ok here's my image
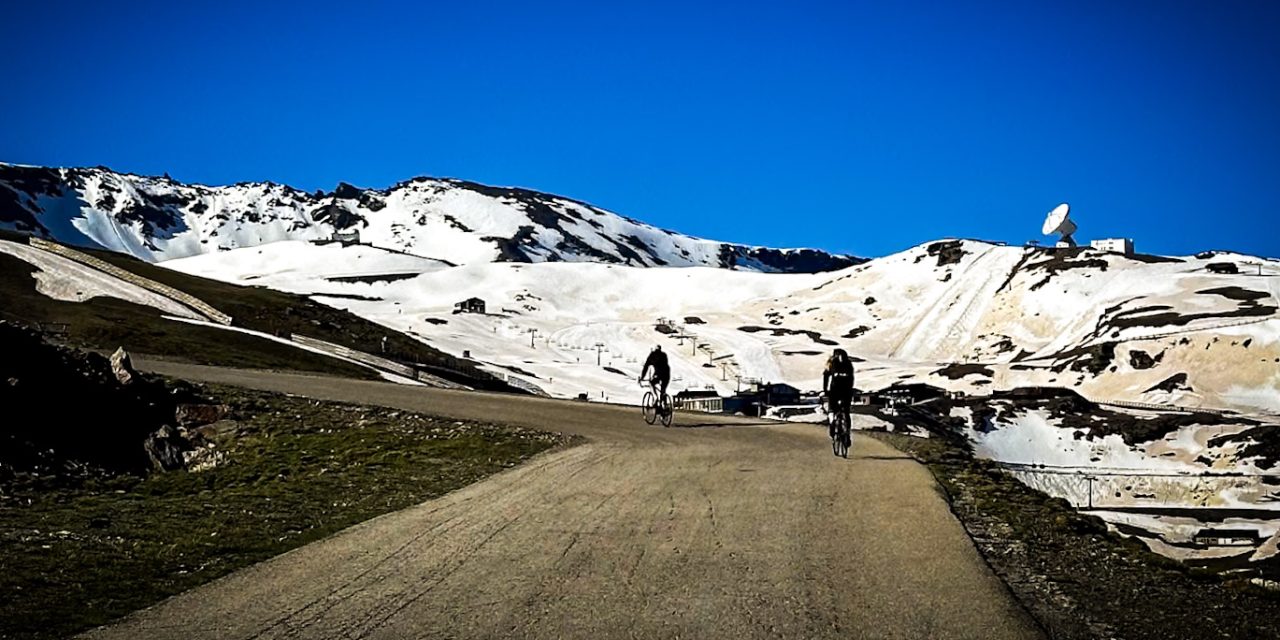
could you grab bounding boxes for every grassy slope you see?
[0,383,570,640]
[77,243,509,389]
[0,231,507,388]
[1,250,378,378]
[0,252,377,379]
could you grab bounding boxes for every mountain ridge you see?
[0,163,862,273]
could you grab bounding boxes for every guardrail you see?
[1093,399,1232,415]
[30,238,232,325]
[290,334,472,389]
[500,373,550,397]
[291,334,418,378]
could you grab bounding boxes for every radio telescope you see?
[1041,203,1077,248]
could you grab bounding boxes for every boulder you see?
[110,347,137,385]
[175,403,230,427]
[182,445,226,473]
[143,425,190,471]
[194,419,240,440]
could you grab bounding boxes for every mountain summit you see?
[0,163,860,273]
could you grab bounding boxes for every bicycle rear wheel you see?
[642,391,657,425]
[830,416,841,456]
[841,416,852,458]
[832,413,849,457]
[659,395,673,427]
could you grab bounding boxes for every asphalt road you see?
[86,362,1043,640]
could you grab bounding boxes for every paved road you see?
[88,362,1042,640]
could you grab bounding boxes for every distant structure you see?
[718,381,802,416]
[1192,528,1261,547]
[331,229,361,246]
[674,389,723,413]
[453,297,486,314]
[1041,203,1078,248]
[879,383,947,408]
[1089,238,1134,256]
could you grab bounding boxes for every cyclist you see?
[822,348,855,441]
[639,345,670,397]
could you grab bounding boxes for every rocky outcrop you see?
[111,347,137,385]
[175,403,230,427]
[144,425,192,471]
[0,322,224,478]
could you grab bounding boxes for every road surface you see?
[86,362,1042,640]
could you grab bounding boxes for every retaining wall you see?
[30,238,232,325]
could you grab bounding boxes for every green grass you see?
[77,246,507,389]
[0,384,571,640]
[0,231,510,388]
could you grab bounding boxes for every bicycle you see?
[641,379,674,427]
[824,395,851,458]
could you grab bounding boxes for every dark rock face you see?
[144,425,192,471]
[0,164,64,236]
[310,202,367,230]
[842,326,870,339]
[1049,342,1117,375]
[0,322,214,476]
[725,246,863,273]
[738,325,838,345]
[919,240,966,267]
[114,189,190,244]
[1145,373,1192,393]
[934,363,994,379]
[1128,350,1163,370]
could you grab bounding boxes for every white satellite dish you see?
[1041,203,1077,247]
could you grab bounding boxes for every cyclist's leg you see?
[835,393,851,431]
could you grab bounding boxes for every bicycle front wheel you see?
[642,391,657,425]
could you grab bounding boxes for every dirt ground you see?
[84,361,1043,640]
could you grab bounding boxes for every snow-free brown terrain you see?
[82,361,1042,640]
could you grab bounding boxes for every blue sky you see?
[2,1,1277,257]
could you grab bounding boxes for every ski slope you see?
[163,238,1280,414]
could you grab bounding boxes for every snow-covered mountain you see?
[163,238,1280,415]
[0,163,860,272]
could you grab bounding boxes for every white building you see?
[332,229,361,246]
[1089,238,1134,256]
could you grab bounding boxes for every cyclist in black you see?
[822,348,855,438]
[639,345,670,397]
